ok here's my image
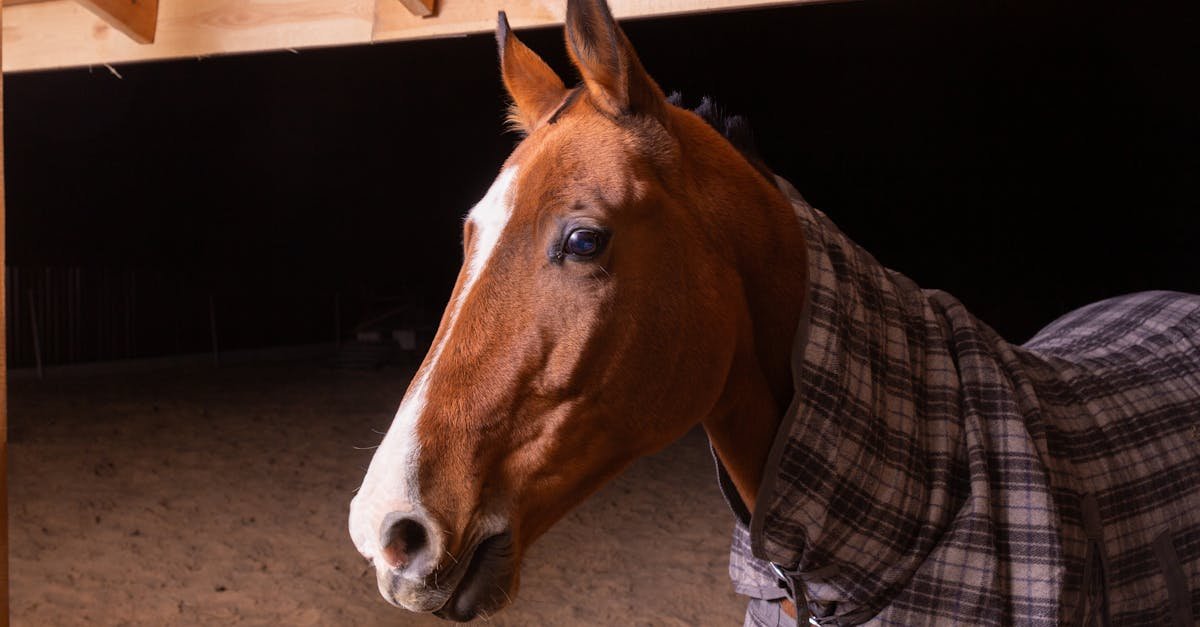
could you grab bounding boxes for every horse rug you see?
[716,177,1200,626]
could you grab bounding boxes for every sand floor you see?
[8,360,748,626]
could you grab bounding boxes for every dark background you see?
[5,0,1198,366]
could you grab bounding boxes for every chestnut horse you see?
[350,0,1200,624]
[349,0,801,620]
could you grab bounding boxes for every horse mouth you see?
[432,531,517,622]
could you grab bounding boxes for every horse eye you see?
[564,228,604,258]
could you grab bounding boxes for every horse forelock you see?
[546,87,585,126]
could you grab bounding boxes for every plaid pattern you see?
[721,178,1200,626]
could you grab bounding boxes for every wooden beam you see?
[396,0,434,18]
[2,0,377,73]
[374,0,809,41]
[75,0,160,44]
[2,0,809,74]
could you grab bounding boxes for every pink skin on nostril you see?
[379,512,429,570]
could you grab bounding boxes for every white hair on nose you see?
[350,166,519,565]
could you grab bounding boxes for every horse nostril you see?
[379,512,429,570]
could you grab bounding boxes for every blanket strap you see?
[770,562,826,627]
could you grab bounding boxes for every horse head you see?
[349,0,807,620]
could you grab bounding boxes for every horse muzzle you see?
[369,530,517,621]
[358,512,518,621]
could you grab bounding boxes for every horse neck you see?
[685,146,808,514]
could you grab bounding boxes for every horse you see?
[348,0,1200,624]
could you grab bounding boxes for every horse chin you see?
[432,531,518,622]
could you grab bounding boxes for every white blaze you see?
[349,167,519,570]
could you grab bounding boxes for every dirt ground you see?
[7,360,748,626]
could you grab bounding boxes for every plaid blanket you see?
[720,177,1200,626]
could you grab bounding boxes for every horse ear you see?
[564,0,666,119]
[497,11,569,134]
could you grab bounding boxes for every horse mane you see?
[667,92,774,182]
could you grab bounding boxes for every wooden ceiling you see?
[2,0,808,73]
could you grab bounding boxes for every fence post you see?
[334,292,342,347]
[209,293,220,367]
[29,289,44,380]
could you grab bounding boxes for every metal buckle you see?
[769,562,794,600]
[771,562,834,627]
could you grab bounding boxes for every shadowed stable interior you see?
[5,0,1198,366]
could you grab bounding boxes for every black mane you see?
[667,93,774,182]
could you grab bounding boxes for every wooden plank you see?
[75,0,160,44]
[2,0,807,73]
[395,0,433,18]
[373,0,808,42]
[2,0,376,73]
